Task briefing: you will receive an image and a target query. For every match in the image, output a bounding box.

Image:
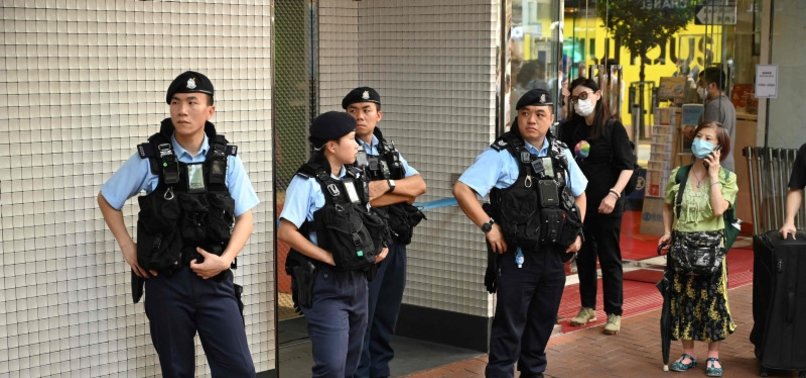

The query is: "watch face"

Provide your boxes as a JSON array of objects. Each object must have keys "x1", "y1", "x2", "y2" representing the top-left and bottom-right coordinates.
[{"x1": 482, "y1": 221, "x2": 493, "y2": 232}]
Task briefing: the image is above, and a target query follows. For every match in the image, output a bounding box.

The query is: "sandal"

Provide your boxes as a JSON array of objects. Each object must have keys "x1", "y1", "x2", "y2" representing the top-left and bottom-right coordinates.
[
  {"x1": 706, "y1": 357, "x2": 723, "y2": 377},
  {"x1": 670, "y1": 353, "x2": 697, "y2": 372}
]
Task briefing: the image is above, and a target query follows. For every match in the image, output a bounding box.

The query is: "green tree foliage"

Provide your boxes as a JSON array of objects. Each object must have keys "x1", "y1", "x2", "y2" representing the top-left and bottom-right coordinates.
[{"x1": 597, "y1": 0, "x2": 697, "y2": 81}]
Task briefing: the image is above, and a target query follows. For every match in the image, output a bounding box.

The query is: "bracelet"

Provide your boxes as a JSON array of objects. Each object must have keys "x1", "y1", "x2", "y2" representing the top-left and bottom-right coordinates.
[
  {"x1": 608, "y1": 189, "x2": 621, "y2": 199},
  {"x1": 711, "y1": 182, "x2": 721, "y2": 187}
]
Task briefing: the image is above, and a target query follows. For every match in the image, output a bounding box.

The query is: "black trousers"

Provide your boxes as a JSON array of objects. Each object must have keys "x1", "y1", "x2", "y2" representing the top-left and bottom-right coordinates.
[
  {"x1": 486, "y1": 247, "x2": 566, "y2": 378},
  {"x1": 577, "y1": 212, "x2": 624, "y2": 316},
  {"x1": 144, "y1": 267, "x2": 255, "y2": 378}
]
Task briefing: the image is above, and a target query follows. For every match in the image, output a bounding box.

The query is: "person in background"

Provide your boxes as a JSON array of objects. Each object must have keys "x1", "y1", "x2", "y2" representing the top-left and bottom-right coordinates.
[
  {"x1": 98, "y1": 71, "x2": 257, "y2": 377},
  {"x1": 560, "y1": 77, "x2": 635, "y2": 335},
  {"x1": 454, "y1": 89, "x2": 587, "y2": 378},
  {"x1": 698, "y1": 67, "x2": 736, "y2": 171},
  {"x1": 342, "y1": 87, "x2": 427, "y2": 378},
  {"x1": 658, "y1": 121, "x2": 738, "y2": 377},
  {"x1": 779, "y1": 142, "x2": 806, "y2": 239}
]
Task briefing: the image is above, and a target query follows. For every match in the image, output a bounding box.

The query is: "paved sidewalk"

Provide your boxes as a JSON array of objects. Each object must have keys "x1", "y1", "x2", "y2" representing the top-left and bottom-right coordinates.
[{"x1": 404, "y1": 283, "x2": 801, "y2": 378}]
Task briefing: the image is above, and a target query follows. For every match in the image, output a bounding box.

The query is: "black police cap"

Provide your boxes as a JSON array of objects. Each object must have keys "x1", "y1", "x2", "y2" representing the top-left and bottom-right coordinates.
[
  {"x1": 342, "y1": 87, "x2": 381, "y2": 109},
  {"x1": 166, "y1": 71, "x2": 214, "y2": 104},
  {"x1": 309, "y1": 111, "x2": 357, "y2": 148},
  {"x1": 516, "y1": 88, "x2": 553, "y2": 110}
]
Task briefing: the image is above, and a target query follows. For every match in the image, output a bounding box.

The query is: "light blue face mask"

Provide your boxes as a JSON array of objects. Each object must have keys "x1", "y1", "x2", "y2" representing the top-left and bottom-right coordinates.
[{"x1": 691, "y1": 137, "x2": 716, "y2": 159}]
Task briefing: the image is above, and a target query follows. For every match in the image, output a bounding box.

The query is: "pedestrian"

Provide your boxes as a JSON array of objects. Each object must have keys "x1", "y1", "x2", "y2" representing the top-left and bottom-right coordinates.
[
  {"x1": 342, "y1": 87, "x2": 427, "y2": 378},
  {"x1": 559, "y1": 77, "x2": 635, "y2": 335},
  {"x1": 779, "y1": 142, "x2": 806, "y2": 239},
  {"x1": 97, "y1": 71, "x2": 258, "y2": 377},
  {"x1": 698, "y1": 67, "x2": 736, "y2": 171},
  {"x1": 658, "y1": 121, "x2": 738, "y2": 377},
  {"x1": 279, "y1": 111, "x2": 390, "y2": 377},
  {"x1": 453, "y1": 88, "x2": 587, "y2": 378}
]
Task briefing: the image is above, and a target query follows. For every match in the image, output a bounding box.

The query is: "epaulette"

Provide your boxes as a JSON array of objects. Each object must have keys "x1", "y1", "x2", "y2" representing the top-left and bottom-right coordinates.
[
  {"x1": 295, "y1": 162, "x2": 320, "y2": 179},
  {"x1": 490, "y1": 136, "x2": 509, "y2": 151}
]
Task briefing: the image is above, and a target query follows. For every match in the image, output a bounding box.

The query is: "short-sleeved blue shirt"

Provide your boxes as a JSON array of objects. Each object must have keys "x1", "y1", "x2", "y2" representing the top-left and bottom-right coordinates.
[
  {"x1": 279, "y1": 167, "x2": 348, "y2": 245},
  {"x1": 100, "y1": 133, "x2": 259, "y2": 217},
  {"x1": 358, "y1": 134, "x2": 419, "y2": 177},
  {"x1": 458, "y1": 137, "x2": 587, "y2": 198}
]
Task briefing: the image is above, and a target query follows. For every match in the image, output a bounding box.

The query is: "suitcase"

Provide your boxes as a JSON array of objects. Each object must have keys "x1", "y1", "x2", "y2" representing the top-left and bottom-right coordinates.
[{"x1": 750, "y1": 230, "x2": 806, "y2": 376}]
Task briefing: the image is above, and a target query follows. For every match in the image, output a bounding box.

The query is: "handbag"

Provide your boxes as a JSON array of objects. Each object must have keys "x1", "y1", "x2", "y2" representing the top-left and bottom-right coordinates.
[
  {"x1": 675, "y1": 165, "x2": 740, "y2": 250},
  {"x1": 669, "y1": 230, "x2": 726, "y2": 275}
]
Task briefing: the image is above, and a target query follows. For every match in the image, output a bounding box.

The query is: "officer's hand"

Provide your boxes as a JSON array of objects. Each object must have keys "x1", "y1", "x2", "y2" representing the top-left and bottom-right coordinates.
[
  {"x1": 190, "y1": 248, "x2": 230, "y2": 280},
  {"x1": 598, "y1": 194, "x2": 617, "y2": 214},
  {"x1": 565, "y1": 235, "x2": 582, "y2": 254},
  {"x1": 486, "y1": 225, "x2": 508, "y2": 254},
  {"x1": 122, "y1": 238, "x2": 156, "y2": 278},
  {"x1": 368, "y1": 180, "x2": 390, "y2": 201},
  {"x1": 780, "y1": 222, "x2": 797, "y2": 240},
  {"x1": 375, "y1": 247, "x2": 389, "y2": 263}
]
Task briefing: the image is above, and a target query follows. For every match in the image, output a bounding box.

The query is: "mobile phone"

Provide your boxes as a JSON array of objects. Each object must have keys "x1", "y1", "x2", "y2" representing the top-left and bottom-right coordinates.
[{"x1": 704, "y1": 145, "x2": 722, "y2": 168}]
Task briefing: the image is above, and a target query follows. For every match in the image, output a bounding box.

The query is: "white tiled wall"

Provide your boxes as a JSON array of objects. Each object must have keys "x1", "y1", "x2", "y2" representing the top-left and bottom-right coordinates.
[
  {"x1": 0, "y1": 1, "x2": 274, "y2": 376},
  {"x1": 319, "y1": 0, "x2": 499, "y2": 317}
]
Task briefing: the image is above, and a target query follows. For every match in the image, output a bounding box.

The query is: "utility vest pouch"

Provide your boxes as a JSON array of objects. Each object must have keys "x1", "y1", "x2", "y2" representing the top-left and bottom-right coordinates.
[
  {"x1": 496, "y1": 185, "x2": 541, "y2": 251},
  {"x1": 362, "y1": 207, "x2": 393, "y2": 252},
  {"x1": 385, "y1": 203, "x2": 426, "y2": 245},
  {"x1": 204, "y1": 193, "x2": 236, "y2": 248},
  {"x1": 136, "y1": 192, "x2": 183, "y2": 271},
  {"x1": 319, "y1": 203, "x2": 378, "y2": 271}
]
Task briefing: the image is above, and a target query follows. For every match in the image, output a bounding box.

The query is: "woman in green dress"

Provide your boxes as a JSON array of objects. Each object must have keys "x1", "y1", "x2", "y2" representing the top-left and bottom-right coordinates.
[{"x1": 658, "y1": 121, "x2": 738, "y2": 377}]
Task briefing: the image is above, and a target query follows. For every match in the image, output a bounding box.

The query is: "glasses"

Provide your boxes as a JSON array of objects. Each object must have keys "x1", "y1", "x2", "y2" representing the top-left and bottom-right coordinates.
[{"x1": 569, "y1": 91, "x2": 595, "y2": 103}]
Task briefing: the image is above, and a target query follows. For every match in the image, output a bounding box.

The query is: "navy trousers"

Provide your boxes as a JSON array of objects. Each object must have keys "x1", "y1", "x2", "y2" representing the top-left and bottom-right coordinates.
[
  {"x1": 301, "y1": 265, "x2": 369, "y2": 378},
  {"x1": 577, "y1": 212, "x2": 624, "y2": 316},
  {"x1": 486, "y1": 247, "x2": 566, "y2": 378},
  {"x1": 144, "y1": 267, "x2": 255, "y2": 378},
  {"x1": 356, "y1": 242, "x2": 407, "y2": 378}
]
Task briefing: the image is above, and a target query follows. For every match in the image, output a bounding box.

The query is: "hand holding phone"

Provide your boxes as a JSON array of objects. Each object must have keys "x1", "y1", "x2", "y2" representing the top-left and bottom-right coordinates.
[{"x1": 704, "y1": 145, "x2": 722, "y2": 168}]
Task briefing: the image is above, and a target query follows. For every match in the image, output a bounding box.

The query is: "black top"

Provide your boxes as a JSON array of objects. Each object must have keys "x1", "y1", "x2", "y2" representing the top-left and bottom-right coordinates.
[
  {"x1": 789, "y1": 143, "x2": 806, "y2": 189},
  {"x1": 558, "y1": 117, "x2": 635, "y2": 216}
]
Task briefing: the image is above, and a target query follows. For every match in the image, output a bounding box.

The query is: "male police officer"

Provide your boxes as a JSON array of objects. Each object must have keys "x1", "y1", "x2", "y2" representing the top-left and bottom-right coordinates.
[
  {"x1": 343, "y1": 87, "x2": 427, "y2": 378},
  {"x1": 453, "y1": 88, "x2": 587, "y2": 378},
  {"x1": 98, "y1": 71, "x2": 258, "y2": 377}
]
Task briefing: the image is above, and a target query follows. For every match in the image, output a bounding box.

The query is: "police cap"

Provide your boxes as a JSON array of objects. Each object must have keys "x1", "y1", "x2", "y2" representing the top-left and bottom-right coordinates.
[
  {"x1": 342, "y1": 87, "x2": 381, "y2": 109},
  {"x1": 516, "y1": 88, "x2": 553, "y2": 110},
  {"x1": 309, "y1": 111, "x2": 357, "y2": 148},
  {"x1": 166, "y1": 71, "x2": 215, "y2": 104}
]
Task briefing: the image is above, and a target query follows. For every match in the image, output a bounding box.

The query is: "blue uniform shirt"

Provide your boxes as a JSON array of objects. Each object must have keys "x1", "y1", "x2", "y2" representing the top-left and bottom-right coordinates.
[
  {"x1": 100, "y1": 133, "x2": 260, "y2": 217},
  {"x1": 458, "y1": 137, "x2": 587, "y2": 198},
  {"x1": 358, "y1": 134, "x2": 419, "y2": 177},
  {"x1": 279, "y1": 166, "x2": 349, "y2": 245}
]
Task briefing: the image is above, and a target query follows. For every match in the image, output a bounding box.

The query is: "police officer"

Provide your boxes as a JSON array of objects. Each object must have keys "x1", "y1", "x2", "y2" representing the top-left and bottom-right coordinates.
[
  {"x1": 98, "y1": 71, "x2": 258, "y2": 377},
  {"x1": 342, "y1": 87, "x2": 427, "y2": 378},
  {"x1": 453, "y1": 88, "x2": 587, "y2": 378},
  {"x1": 278, "y1": 111, "x2": 390, "y2": 377}
]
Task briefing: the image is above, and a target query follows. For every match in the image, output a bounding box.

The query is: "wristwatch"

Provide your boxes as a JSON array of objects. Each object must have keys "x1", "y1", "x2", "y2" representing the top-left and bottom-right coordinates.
[
  {"x1": 481, "y1": 218, "x2": 495, "y2": 233},
  {"x1": 387, "y1": 179, "x2": 396, "y2": 193}
]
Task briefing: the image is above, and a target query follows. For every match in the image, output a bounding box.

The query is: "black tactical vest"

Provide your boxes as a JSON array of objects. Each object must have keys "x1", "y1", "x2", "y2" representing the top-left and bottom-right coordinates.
[
  {"x1": 294, "y1": 162, "x2": 390, "y2": 271},
  {"x1": 134, "y1": 118, "x2": 237, "y2": 273},
  {"x1": 488, "y1": 132, "x2": 582, "y2": 252},
  {"x1": 353, "y1": 128, "x2": 425, "y2": 245}
]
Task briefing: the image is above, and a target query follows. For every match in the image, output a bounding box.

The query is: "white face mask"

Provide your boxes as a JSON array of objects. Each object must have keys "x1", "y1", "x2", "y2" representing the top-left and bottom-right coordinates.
[
  {"x1": 697, "y1": 86, "x2": 708, "y2": 100},
  {"x1": 574, "y1": 98, "x2": 595, "y2": 117}
]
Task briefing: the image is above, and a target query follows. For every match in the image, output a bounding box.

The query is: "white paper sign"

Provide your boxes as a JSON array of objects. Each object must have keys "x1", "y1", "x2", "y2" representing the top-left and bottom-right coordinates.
[{"x1": 755, "y1": 64, "x2": 778, "y2": 98}]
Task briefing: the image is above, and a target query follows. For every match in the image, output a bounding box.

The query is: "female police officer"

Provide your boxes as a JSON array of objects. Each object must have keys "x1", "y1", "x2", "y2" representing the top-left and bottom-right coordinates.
[
  {"x1": 278, "y1": 111, "x2": 390, "y2": 377},
  {"x1": 453, "y1": 89, "x2": 587, "y2": 378}
]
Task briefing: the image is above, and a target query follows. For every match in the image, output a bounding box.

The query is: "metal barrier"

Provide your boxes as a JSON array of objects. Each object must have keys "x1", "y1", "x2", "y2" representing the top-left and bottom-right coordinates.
[{"x1": 743, "y1": 146, "x2": 805, "y2": 234}]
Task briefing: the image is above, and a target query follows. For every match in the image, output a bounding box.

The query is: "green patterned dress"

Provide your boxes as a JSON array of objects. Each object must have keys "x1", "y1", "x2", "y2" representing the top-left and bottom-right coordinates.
[{"x1": 664, "y1": 166, "x2": 738, "y2": 342}]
